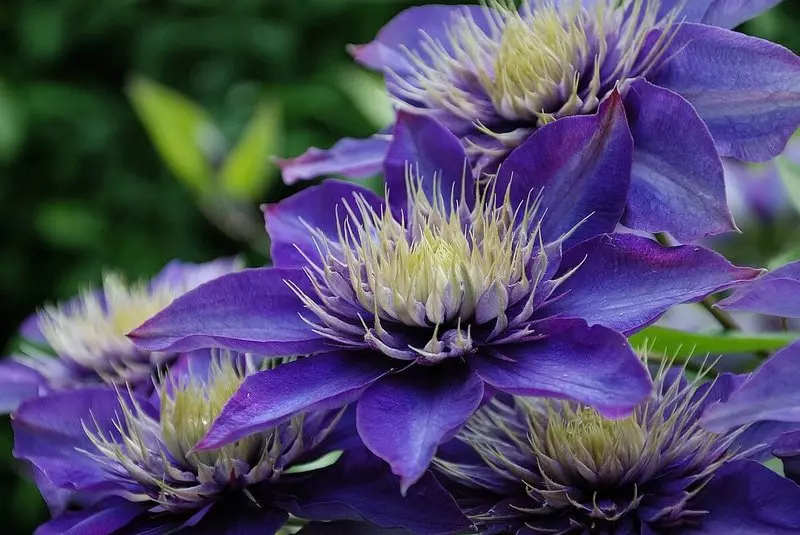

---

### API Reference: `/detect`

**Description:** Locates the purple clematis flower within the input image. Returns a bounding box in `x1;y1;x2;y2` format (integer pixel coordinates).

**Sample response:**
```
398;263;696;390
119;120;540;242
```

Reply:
0;258;241;413
129;124;760;491
13;354;468;535
280;0;800;242
434;366;800;534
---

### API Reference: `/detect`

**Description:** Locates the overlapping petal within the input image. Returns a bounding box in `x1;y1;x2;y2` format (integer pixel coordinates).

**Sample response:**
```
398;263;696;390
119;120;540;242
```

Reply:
276;135;390;185
129;268;332;356
540;234;762;333
718;260;800;317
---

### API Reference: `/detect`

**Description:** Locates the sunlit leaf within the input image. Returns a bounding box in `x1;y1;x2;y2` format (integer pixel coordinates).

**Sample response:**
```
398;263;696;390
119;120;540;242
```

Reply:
337;65;394;129
219;97;282;201
629;326;800;359
127;75;218;196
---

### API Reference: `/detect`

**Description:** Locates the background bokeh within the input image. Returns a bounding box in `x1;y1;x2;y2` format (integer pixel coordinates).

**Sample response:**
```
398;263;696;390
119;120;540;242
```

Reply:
1;1;799;532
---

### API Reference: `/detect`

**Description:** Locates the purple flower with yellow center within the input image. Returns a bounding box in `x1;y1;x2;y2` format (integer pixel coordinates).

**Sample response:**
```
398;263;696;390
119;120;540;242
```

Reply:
279;0;800;242
130;121;760;490
0;258;241;413
434;366;800;534
13;354;468;535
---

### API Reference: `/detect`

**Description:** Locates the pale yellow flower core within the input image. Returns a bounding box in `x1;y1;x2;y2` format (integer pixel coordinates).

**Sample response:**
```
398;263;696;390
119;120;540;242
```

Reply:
160;358;261;469
396;0;676;129
541;406;647;474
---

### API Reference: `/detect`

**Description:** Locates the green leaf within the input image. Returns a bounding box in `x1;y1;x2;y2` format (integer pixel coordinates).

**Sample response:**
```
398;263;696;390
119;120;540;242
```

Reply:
219;97;282;201
127;75;217;196
629;326;800;359
337;65;394;129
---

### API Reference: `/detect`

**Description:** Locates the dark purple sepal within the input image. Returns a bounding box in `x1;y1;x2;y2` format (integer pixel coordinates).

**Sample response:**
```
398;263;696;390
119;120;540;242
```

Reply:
384;112;472;213
471;318;652;418
276;135;390;185
34;497;144;535
623;79;733;242
278;446;470;535
718;260;800;318
649;23;800;162
540;233;762;334
197;351;392;450
264;180;385;268
496;91;632;248
128;267;332;356
356;362;485;492
0;359;45;414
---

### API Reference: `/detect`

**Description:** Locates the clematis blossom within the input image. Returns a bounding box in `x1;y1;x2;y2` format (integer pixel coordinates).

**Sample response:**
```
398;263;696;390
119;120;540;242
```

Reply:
13;354;468;535
130;118;760;491
279;0;800;243
0;258;241;413
434;366;800;534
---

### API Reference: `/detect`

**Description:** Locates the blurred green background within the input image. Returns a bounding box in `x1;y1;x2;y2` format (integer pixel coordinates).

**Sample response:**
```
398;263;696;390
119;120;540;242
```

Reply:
0;1;798;532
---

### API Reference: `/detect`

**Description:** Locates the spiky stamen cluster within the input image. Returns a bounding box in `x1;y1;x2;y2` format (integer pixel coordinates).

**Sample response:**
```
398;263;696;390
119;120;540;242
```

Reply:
436;364;746;531
393;0;678;132
34;274;188;382
82;355;309;512
291;171;578;363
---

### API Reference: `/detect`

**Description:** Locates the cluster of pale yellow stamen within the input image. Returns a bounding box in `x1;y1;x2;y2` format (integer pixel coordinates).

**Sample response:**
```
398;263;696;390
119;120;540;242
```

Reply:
393;0;679;133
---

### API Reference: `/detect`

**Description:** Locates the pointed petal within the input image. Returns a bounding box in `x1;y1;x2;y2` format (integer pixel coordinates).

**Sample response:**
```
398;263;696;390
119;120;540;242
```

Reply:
128;268;332;356
682;460;800;534
718;260;800;317
264;180;385;268
384;112;471;213
0;359;44;414
702;341;800;432
623;79;734;241
280;446;470;535
349;5;491;78
196;351;391;450
471;319;652;418
701;0;783;29
496;91;632;247
276;135;390;184
540;234;762;334
13;389;154;493
34;498;144;535
650;23;800;162
356;364;484;492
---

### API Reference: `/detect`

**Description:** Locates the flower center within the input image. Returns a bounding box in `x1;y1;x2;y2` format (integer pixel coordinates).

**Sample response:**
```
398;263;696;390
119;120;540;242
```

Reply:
394;0;677;130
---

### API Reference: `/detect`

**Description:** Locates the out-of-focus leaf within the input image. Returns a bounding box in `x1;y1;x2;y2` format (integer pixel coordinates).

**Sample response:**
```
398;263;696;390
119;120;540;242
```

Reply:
629;326;800;359
34;201;106;250
337;66;394;129
0;81;25;162
127;76;218;196
777;130;800;214
219;97;282;201
767;245;800;270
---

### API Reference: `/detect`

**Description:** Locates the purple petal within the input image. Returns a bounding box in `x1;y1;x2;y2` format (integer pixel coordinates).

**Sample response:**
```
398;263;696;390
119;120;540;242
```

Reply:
496;91;632;247
540;234;762;334
299;521;407;534
682;460;800;534
150;257;241;289
348;5;491;78
280;446;470;535
650;23;800;162
192;505;289;535
471;318;652;418
718;260;800;317
773;431;800;483
276;135;390;185
129;268;332;356
196;351;391;450
701;0;783;29
0;359;45;414
35;498;144;535
13;389;154;494
654;0;714;22
264;180;385;268
623;79;734;241
702;340;800;432
356;364;485;492
384;112;471;213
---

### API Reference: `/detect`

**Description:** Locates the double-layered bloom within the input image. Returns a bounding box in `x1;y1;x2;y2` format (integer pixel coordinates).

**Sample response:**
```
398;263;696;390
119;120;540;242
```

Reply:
13;354;468;535
0;258;240;413
434;367;800;534
280;0;800;242
130;123;759;490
